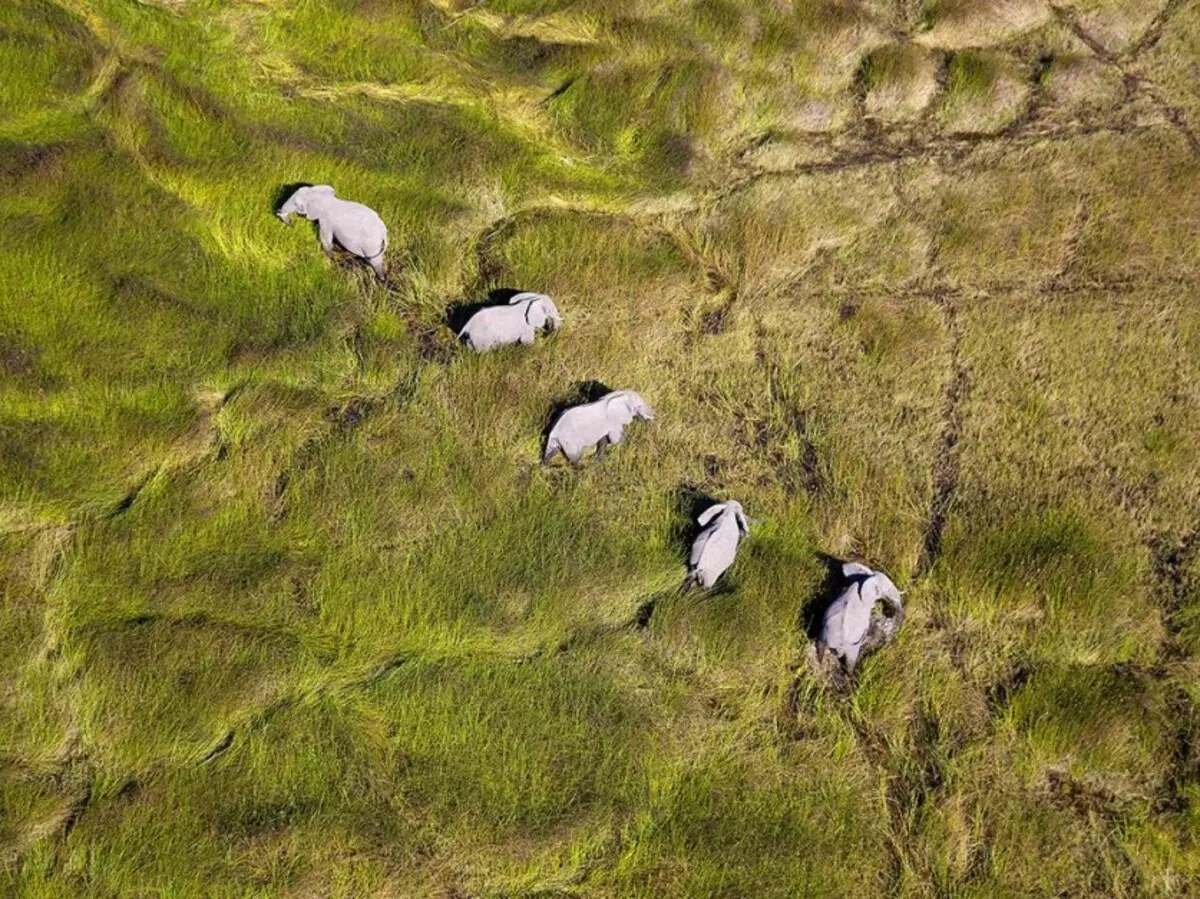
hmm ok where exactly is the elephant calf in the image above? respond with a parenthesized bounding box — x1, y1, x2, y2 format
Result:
(543, 390, 654, 466)
(688, 500, 750, 589)
(459, 293, 562, 352)
(818, 562, 905, 673)
(277, 185, 388, 279)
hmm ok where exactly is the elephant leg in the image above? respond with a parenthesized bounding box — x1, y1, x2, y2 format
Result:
(519, 329, 536, 346)
(318, 221, 335, 256)
(843, 643, 861, 673)
(594, 436, 613, 461)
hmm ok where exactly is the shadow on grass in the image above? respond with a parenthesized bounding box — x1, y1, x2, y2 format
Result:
(668, 483, 721, 563)
(445, 287, 527, 336)
(799, 551, 853, 644)
(271, 182, 312, 215)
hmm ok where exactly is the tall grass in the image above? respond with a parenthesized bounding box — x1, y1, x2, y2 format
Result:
(2, 0, 1199, 895)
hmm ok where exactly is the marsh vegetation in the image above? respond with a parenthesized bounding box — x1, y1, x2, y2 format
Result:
(2, 0, 1199, 895)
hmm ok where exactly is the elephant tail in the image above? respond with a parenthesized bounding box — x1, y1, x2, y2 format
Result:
(365, 230, 387, 261)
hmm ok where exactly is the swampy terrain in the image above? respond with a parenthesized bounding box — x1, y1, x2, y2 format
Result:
(2, 0, 1199, 895)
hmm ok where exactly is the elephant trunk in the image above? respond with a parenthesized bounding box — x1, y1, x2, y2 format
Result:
(277, 211, 293, 225)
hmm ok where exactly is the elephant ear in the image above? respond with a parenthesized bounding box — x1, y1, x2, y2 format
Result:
(860, 573, 903, 611)
(734, 507, 751, 537)
(605, 391, 637, 425)
(283, 184, 335, 219)
(874, 573, 904, 610)
(508, 291, 541, 305)
(696, 503, 727, 527)
(525, 299, 547, 328)
(842, 562, 873, 579)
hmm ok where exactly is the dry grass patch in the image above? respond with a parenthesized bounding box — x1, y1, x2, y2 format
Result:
(1040, 53, 1127, 121)
(702, 168, 905, 300)
(1138, 1, 1200, 135)
(928, 129, 1198, 291)
(862, 42, 943, 123)
(1058, 0, 1172, 54)
(978, 290, 1200, 533)
(928, 142, 1083, 287)
(916, 0, 1053, 50)
(936, 50, 1032, 134)
(738, 131, 845, 172)
(1068, 130, 1200, 283)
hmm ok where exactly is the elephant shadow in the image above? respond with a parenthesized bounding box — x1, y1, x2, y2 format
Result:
(799, 551, 854, 643)
(540, 379, 613, 456)
(446, 288, 528, 336)
(271, 182, 312, 215)
(667, 484, 721, 564)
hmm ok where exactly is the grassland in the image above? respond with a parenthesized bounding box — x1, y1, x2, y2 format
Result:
(2, 0, 1199, 895)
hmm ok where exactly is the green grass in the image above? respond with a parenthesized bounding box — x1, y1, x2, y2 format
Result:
(3, 0, 1200, 895)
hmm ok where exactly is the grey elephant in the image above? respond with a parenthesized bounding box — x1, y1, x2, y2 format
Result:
(458, 293, 562, 352)
(276, 185, 388, 279)
(817, 562, 905, 673)
(687, 500, 750, 589)
(542, 390, 655, 465)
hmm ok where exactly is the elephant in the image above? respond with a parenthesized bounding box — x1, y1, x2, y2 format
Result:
(542, 389, 655, 465)
(458, 293, 562, 352)
(687, 500, 750, 589)
(817, 562, 905, 673)
(276, 185, 388, 279)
